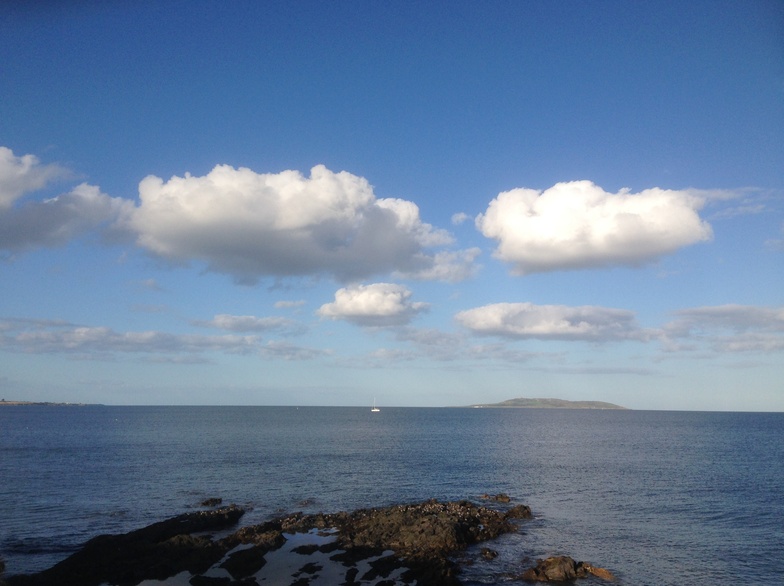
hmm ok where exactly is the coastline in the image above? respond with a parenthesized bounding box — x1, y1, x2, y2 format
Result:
(0, 497, 614, 586)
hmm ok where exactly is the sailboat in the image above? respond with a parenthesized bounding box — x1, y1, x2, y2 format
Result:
(371, 398, 380, 412)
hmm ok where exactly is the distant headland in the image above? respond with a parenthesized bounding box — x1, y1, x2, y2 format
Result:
(470, 397, 628, 410)
(0, 399, 91, 407)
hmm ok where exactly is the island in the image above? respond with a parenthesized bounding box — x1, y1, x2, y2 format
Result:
(470, 397, 627, 410)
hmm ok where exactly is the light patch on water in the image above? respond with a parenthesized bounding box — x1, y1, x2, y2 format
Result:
(254, 529, 408, 585)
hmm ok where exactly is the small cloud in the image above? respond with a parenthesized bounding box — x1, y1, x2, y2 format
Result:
(196, 314, 306, 334)
(451, 212, 471, 225)
(140, 278, 163, 291)
(664, 304, 784, 353)
(259, 340, 331, 361)
(274, 300, 306, 309)
(701, 187, 777, 220)
(130, 304, 169, 314)
(455, 302, 652, 342)
(394, 248, 481, 282)
(394, 327, 467, 361)
(709, 203, 766, 220)
(476, 180, 712, 275)
(317, 282, 429, 327)
(368, 347, 418, 362)
(764, 222, 784, 252)
(0, 320, 261, 357)
(465, 343, 544, 363)
(143, 355, 213, 365)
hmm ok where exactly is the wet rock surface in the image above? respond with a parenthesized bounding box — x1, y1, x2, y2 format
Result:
(3, 506, 245, 586)
(0, 498, 611, 586)
(519, 555, 615, 582)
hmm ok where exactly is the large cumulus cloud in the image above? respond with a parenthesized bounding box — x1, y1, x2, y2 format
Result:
(121, 164, 472, 283)
(476, 180, 713, 274)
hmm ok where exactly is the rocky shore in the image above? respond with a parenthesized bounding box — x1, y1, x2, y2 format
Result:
(0, 497, 614, 586)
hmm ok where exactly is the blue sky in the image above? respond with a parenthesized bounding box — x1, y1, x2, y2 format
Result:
(1, 1, 782, 410)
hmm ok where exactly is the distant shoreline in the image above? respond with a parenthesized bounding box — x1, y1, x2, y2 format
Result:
(0, 400, 628, 409)
(0, 400, 92, 407)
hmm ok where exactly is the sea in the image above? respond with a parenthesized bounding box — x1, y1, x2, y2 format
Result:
(1, 406, 783, 585)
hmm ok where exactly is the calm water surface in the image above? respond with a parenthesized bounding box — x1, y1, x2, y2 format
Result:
(1, 406, 782, 585)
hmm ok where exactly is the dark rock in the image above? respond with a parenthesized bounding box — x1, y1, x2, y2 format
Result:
(481, 493, 512, 503)
(316, 540, 342, 554)
(201, 498, 223, 507)
(298, 499, 518, 560)
(342, 566, 359, 584)
(520, 556, 615, 582)
(6, 506, 244, 586)
(7, 499, 537, 586)
(505, 504, 533, 519)
(291, 543, 320, 555)
(329, 546, 381, 566)
(296, 499, 520, 585)
(359, 554, 403, 581)
(294, 561, 321, 576)
(225, 522, 285, 549)
(581, 563, 615, 581)
(481, 547, 498, 560)
(521, 555, 579, 581)
(220, 544, 269, 579)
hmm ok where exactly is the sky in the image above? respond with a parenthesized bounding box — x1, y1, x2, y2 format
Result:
(1, 1, 782, 410)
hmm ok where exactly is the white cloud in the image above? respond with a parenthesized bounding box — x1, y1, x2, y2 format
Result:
(455, 302, 651, 341)
(392, 326, 566, 364)
(765, 222, 784, 251)
(121, 164, 471, 283)
(664, 305, 784, 353)
(710, 203, 766, 220)
(367, 347, 418, 363)
(140, 278, 163, 291)
(393, 327, 468, 361)
(1, 322, 260, 356)
(259, 340, 331, 361)
(0, 146, 70, 208)
(317, 282, 429, 327)
(0, 181, 131, 255)
(0, 146, 132, 255)
(476, 180, 712, 274)
(394, 248, 481, 282)
(451, 212, 471, 225)
(274, 300, 306, 309)
(197, 313, 305, 334)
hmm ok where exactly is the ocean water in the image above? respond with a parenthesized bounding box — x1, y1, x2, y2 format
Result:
(1, 406, 782, 585)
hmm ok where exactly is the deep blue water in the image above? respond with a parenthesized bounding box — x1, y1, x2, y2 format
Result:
(1, 406, 783, 584)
